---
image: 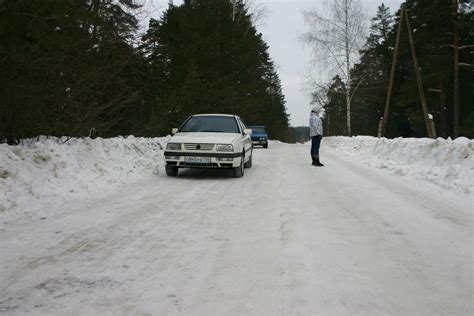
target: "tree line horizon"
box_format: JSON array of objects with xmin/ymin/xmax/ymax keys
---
[
  {"xmin": 304, "ymin": 0, "xmax": 473, "ymax": 139},
  {"xmin": 1, "ymin": 0, "xmax": 472, "ymax": 145}
]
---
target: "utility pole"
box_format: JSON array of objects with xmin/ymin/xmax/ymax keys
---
[
  {"xmin": 381, "ymin": 3, "xmax": 404, "ymax": 138},
  {"xmin": 404, "ymin": 3, "xmax": 436, "ymax": 138},
  {"xmin": 380, "ymin": 3, "xmax": 436, "ymax": 138}
]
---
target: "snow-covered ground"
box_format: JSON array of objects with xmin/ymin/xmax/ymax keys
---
[
  {"xmin": 0, "ymin": 136, "xmax": 472, "ymax": 314},
  {"xmin": 323, "ymin": 136, "xmax": 473, "ymax": 194},
  {"xmin": 0, "ymin": 136, "xmax": 168, "ymax": 225},
  {"xmin": 1, "ymin": 136, "xmax": 472, "ymax": 223}
]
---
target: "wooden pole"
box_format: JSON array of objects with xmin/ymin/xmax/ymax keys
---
[
  {"xmin": 377, "ymin": 117, "xmax": 384, "ymax": 137},
  {"xmin": 381, "ymin": 4, "xmax": 405, "ymax": 137},
  {"xmin": 404, "ymin": 6, "xmax": 436, "ymax": 138}
]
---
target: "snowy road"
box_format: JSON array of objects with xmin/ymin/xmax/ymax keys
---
[{"xmin": 1, "ymin": 141, "xmax": 472, "ymax": 315}]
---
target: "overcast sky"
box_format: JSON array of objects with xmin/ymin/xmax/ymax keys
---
[{"xmin": 147, "ymin": 0, "xmax": 404, "ymax": 126}]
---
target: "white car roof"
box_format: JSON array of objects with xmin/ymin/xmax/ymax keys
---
[{"xmin": 192, "ymin": 114, "xmax": 236, "ymax": 118}]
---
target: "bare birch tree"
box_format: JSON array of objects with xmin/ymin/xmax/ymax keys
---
[{"xmin": 302, "ymin": 0, "xmax": 367, "ymax": 135}]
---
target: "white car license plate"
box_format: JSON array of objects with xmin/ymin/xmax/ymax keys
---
[{"xmin": 184, "ymin": 156, "xmax": 211, "ymax": 164}]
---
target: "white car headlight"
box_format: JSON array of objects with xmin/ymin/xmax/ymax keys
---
[
  {"xmin": 216, "ymin": 144, "xmax": 233, "ymax": 152},
  {"xmin": 166, "ymin": 143, "xmax": 181, "ymax": 150}
]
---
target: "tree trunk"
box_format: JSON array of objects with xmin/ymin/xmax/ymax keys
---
[
  {"xmin": 438, "ymin": 79, "xmax": 448, "ymax": 138},
  {"xmin": 346, "ymin": 72, "xmax": 351, "ymax": 136},
  {"xmin": 453, "ymin": 23, "xmax": 459, "ymax": 138},
  {"xmin": 345, "ymin": 0, "xmax": 351, "ymax": 136}
]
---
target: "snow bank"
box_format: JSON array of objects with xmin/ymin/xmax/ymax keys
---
[
  {"xmin": 1, "ymin": 135, "xmax": 471, "ymax": 224},
  {"xmin": 323, "ymin": 136, "xmax": 474, "ymax": 194},
  {"xmin": 0, "ymin": 136, "xmax": 167, "ymax": 221}
]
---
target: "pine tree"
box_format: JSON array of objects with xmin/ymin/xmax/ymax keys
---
[
  {"xmin": 324, "ymin": 76, "xmax": 347, "ymax": 136},
  {"xmin": 349, "ymin": 0, "xmax": 473, "ymax": 138},
  {"xmin": 0, "ymin": 0, "xmax": 147, "ymax": 142},
  {"xmin": 143, "ymin": 0, "xmax": 289, "ymax": 140},
  {"xmin": 350, "ymin": 3, "xmax": 394, "ymax": 136},
  {"xmin": 382, "ymin": 0, "xmax": 473, "ymax": 138}
]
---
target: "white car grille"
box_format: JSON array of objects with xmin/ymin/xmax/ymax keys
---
[{"xmin": 183, "ymin": 143, "xmax": 215, "ymax": 151}]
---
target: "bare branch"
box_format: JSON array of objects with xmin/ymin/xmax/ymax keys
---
[
  {"xmin": 301, "ymin": 0, "xmax": 368, "ymax": 135},
  {"xmin": 349, "ymin": 71, "xmax": 371, "ymax": 103},
  {"xmin": 240, "ymin": 0, "xmax": 269, "ymax": 27}
]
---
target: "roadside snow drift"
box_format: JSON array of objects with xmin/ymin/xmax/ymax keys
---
[
  {"xmin": 0, "ymin": 135, "xmax": 472, "ymax": 224},
  {"xmin": 0, "ymin": 136, "xmax": 166, "ymax": 222},
  {"xmin": 323, "ymin": 136, "xmax": 474, "ymax": 194}
]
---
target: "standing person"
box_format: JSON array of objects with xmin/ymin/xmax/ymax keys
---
[{"xmin": 309, "ymin": 106, "xmax": 324, "ymax": 166}]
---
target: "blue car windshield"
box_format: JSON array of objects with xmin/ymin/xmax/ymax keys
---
[
  {"xmin": 250, "ymin": 127, "xmax": 266, "ymax": 134},
  {"xmin": 180, "ymin": 116, "xmax": 240, "ymax": 133}
]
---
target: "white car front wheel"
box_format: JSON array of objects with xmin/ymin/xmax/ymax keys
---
[
  {"xmin": 244, "ymin": 150, "xmax": 252, "ymax": 168},
  {"xmin": 165, "ymin": 165, "xmax": 178, "ymax": 176},
  {"xmin": 233, "ymin": 155, "xmax": 244, "ymax": 178}
]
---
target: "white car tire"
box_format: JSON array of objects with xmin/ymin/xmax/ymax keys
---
[
  {"xmin": 233, "ymin": 156, "xmax": 244, "ymax": 178},
  {"xmin": 165, "ymin": 165, "xmax": 178, "ymax": 176},
  {"xmin": 244, "ymin": 150, "xmax": 252, "ymax": 168}
]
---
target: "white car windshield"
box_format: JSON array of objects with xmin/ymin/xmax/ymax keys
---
[{"xmin": 180, "ymin": 116, "xmax": 240, "ymax": 133}]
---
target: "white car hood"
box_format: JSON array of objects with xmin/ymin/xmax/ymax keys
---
[{"xmin": 170, "ymin": 132, "xmax": 240, "ymax": 144}]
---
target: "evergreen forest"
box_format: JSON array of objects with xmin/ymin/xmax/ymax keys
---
[
  {"xmin": 1, "ymin": 0, "xmax": 472, "ymax": 144},
  {"xmin": 319, "ymin": 0, "xmax": 473, "ymax": 138},
  {"xmin": 0, "ymin": 0, "xmax": 290, "ymax": 144}
]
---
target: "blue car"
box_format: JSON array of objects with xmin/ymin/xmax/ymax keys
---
[{"xmin": 248, "ymin": 125, "xmax": 268, "ymax": 148}]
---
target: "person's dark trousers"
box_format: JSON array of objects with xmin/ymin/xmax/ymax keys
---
[{"xmin": 310, "ymin": 135, "xmax": 324, "ymax": 166}]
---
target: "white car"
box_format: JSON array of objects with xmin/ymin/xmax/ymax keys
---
[{"xmin": 164, "ymin": 114, "xmax": 253, "ymax": 177}]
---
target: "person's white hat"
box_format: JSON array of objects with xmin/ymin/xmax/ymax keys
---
[
  {"xmin": 311, "ymin": 106, "xmax": 323, "ymax": 113},
  {"xmin": 311, "ymin": 105, "xmax": 325, "ymax": 118}
]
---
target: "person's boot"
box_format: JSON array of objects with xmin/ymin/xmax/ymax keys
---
[
  {"xmin": 315, "ymin": 158, "xmax": 324, "ymax": 166},
  {"xmin": 311, "ymin": 156, "xmax": 318, "ymax": 166}
]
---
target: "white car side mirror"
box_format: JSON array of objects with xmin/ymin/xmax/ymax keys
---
[
  {"xmin": 171, "ymin": 128, "xmax": 178, "ymax": 135},
  {"xmin": 244, "ymin": 128, "xmax": 252, "ymax": 135}
]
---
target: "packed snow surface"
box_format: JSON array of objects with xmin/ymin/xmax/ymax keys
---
[{"xmin": 0, "ymin": 136, "xmax": 472, "ymax": 314}]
